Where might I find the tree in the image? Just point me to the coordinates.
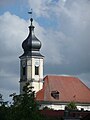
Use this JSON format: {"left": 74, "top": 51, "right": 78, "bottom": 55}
{"left": 10, "top": 82, "right": 42, "bottom": 120}
{"left": 0, "top": 94, "right": 9, "bottom": 120}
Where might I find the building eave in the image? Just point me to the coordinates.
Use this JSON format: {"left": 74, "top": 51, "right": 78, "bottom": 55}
{"left": 36, "top": 100, "right": 90, "bottom": 106}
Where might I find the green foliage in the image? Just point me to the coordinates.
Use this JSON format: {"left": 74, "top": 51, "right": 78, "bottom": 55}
{"left": 0, "top": 83, "right": 42, "bottom": 120}
{"left": 66, "top": 101, "right": 77, "bottom": 110}
{"left": 0, "top": 94, "right": 10, "bottom": 120}
{"left": 0, "top": 104, "right": 8, "bottom": 120}
{"left": 11, "top": 82, "right": 42, "bottom": 120}
{"left": 0, "top": 83, "right": 64, "bottom": 120}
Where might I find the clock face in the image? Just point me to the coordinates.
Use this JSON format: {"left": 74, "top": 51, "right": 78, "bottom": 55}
{"left": 22, "top": 60, "right": 26, "bottom": 67}
{"left": 27, "top": 60, "right": 31, "bottom": 65}
{"left": 35, "top": 60, "right": 40, "bottom": 67}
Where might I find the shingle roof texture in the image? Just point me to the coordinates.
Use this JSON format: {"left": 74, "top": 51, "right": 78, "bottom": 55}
{"left": 36, "top": 75, "right": 90, "bottom": 104}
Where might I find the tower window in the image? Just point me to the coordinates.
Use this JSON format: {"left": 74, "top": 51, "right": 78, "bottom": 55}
{"left": 23, "top": 67, "right": 26, "bottom": 75}
{"left": 35, "top": 66, "right": 39, "bottom": 75}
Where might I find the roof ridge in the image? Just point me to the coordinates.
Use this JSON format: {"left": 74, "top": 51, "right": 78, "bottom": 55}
{"left": 44, "top": 74, "right": 78, "bottom": 78}
{"left": 77, "top": 78, "right": 90, "bottom": 90}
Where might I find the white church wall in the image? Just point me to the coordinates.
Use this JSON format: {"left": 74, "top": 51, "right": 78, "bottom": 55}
{"left": 77, "top": 105, "right": 90, "bottom": 111}
{"left": 39, "top": 104, "right": 90, "bottom": 111}
{"left": 32, "top": 82, "right": 43, "bottom": 93}
{"left": 31, "top": 58, "right": 43, "bottom": 79}
{"left": 39, "top": 104, "right": 65, "bottom": 110}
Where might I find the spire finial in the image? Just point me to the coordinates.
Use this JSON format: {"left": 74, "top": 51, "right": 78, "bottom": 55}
{"left": 28, "top": 9, "right": 33, "bottom": 26}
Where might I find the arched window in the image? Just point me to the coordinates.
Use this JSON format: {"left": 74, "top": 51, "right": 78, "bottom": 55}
{"left": 35, "top": 66, "right": 39, "bottom": 75}
{"left": 23, "top": 67, "right": 26, "bottom": 75}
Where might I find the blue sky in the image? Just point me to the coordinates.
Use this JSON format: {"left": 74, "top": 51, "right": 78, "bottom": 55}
{"left": 0, "top": 0, "right": 90, "bottom": 101}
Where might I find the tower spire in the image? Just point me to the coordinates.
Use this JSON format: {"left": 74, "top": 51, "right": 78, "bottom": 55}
{"left": 19, "top": 12, "right": 44, "bottom": 94}
{"left": 28, "top": 9, "right": 33, "bottom": 26}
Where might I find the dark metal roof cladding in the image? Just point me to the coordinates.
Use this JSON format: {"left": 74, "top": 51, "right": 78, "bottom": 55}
{"left": 21, "top": 18, "right": 42, "bottom": 57}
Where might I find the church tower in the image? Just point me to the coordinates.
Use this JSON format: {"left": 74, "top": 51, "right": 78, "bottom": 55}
{"left": 19, "top": 17, "right": 44, "bottom": 94}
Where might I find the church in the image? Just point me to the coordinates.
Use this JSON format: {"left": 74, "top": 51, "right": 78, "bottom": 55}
{"left": 19, "top": 17, "right": 90, "bottom": 111}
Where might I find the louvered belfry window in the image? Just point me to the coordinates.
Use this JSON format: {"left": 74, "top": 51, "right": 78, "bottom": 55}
{"left": 23, "top": 67, "right": 26, "bottom": 75}
{"left": 35, "top": 66, "right": 39, "bottom": 75}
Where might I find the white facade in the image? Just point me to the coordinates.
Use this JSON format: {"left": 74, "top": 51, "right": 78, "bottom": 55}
{"left": 20, "top": 56, "right": 44, "bottom": 94}
{"left": 39, "top": 103, "right": 90, "bottom": 111}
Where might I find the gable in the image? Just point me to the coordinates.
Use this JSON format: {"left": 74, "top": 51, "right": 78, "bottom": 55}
{"left": 36, "top": 75, "right": 90, "bottom": 104}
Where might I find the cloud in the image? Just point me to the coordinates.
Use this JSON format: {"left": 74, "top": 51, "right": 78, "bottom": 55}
{"left": 0, "top": 12, "right": 28, "bottom": 60}
{"left": 28, "top": 0, "right": 90, "bottom": 86}
{"left": 0, "top": 12, "right": 28, "bottom": 100}
{"left": 27, "top": 0, "right": 68, "bottom": 17}
{"left": 28, "top": 0, "right": 49, "bottom": 17}
{"left": 0, "top": 0, "right": 90, "bottom": 101}
{"left": 0, "top": 12, "right": 29, "bottom": 79}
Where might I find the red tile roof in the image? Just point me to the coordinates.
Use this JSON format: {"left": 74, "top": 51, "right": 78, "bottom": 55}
{"left": 36, "top": 75, "right": 90, "bottom": 104}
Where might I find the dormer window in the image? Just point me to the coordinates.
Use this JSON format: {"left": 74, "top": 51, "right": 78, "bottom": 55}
{"left": 51, "top": 90, "right": 59, "bottom": 100}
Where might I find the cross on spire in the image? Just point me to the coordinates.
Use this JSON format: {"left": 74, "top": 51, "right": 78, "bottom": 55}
{"left": 28, "top": 9, "right": 33, "bottom": 26}
{"left": 28, "top": 9, "right": 33, "bottom": 18}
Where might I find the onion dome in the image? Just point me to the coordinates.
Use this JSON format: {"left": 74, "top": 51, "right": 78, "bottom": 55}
{"left": 21, "top": 18, "right": 42, "bottom": 57}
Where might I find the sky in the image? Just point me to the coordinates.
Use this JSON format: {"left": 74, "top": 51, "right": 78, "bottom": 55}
{"left": 0, "top": 0, "right": 90, "bottom": 102}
